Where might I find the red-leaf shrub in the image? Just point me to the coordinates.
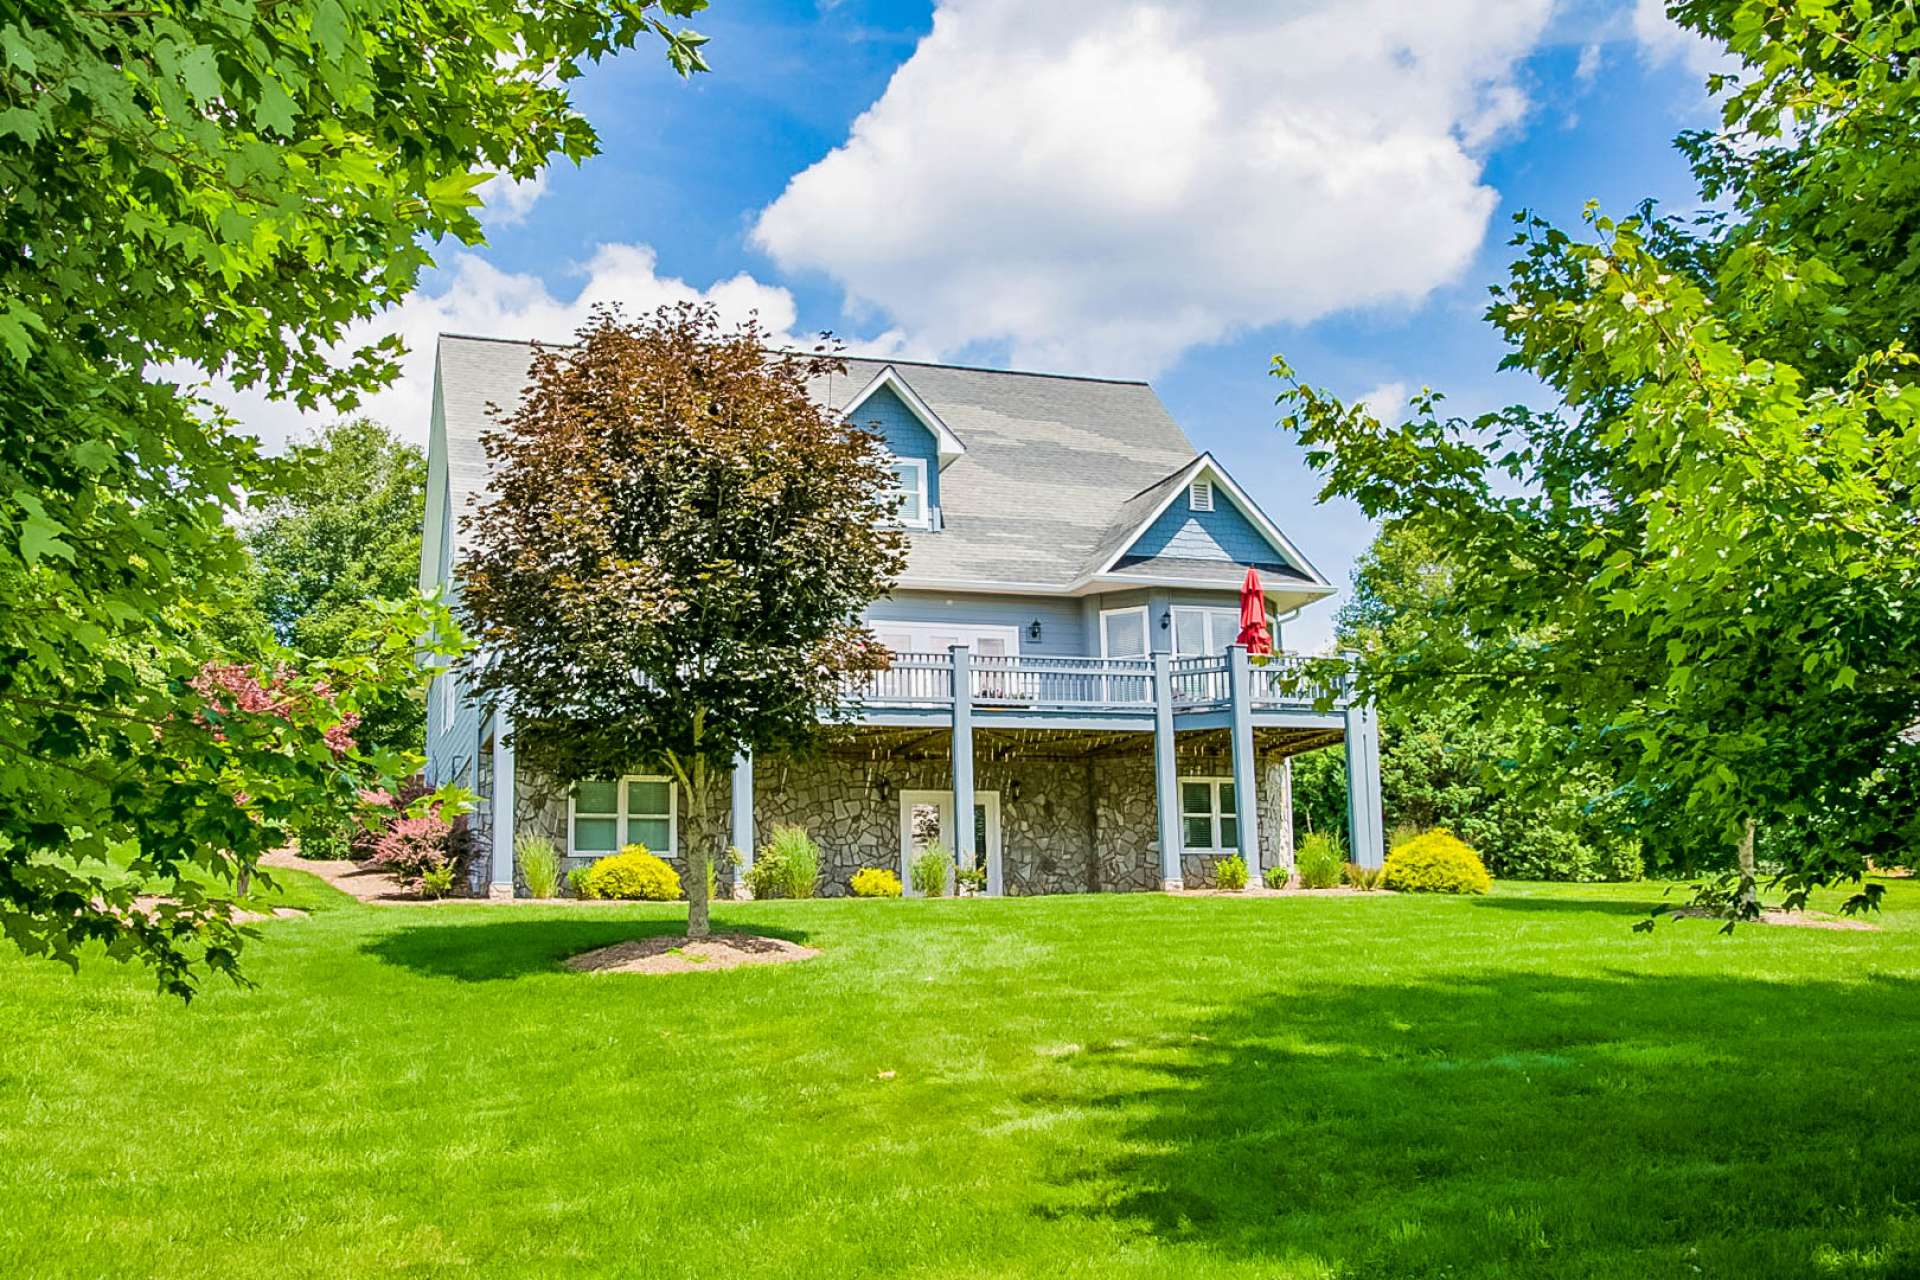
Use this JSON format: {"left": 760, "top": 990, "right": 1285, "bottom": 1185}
{"left": 370, "top": 813, "right": 456, "bottom": 888}
{"left": 351, "top": 775, "right": 430, "bottom": 860}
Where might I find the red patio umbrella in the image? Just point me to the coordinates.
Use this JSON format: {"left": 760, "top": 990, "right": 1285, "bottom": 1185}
{"left": 1236, "top": 567, "right": 1273, "bottom": 656}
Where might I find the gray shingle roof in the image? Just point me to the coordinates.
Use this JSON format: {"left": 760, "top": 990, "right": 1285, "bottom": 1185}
{"left": 433, "top": 337, "right": 1307, "bottom": 592}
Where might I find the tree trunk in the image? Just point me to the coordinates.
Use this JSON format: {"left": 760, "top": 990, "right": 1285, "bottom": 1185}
{"left": 685, "top": 753, "right": 712, "bottom": 939}
{"left": 235, "top": 864, "right": 252, "bottom": 900}
{"left": 1734, "top": 817, "right": 1758, "bottom": 917}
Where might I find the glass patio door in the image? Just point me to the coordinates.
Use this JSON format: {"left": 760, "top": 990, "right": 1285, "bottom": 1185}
{"left": 898, "top": 789, "right": 1001, "bottom": 895}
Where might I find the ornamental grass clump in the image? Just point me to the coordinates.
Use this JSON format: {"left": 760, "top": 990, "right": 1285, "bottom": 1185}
{"left": 517, "top": 836, "right": 563, "bottom": 898}
{"left": 1343, "top": 861, "right": 1385, "bottom": 891}
{"left": 1295, "top": 832, "right": 1346, "bottom": 889}
{"left": 1213, "top": 854, "right": 1250, "bottom": 891}
{"left": 910, "top": 846, "right": 952, "bottom": 897}
{"left": 576, "top": 846, "right": 682, "bottom": 901}
{"left": 1382, "top": 828, "right": 1492, "bottom": 895}
{"left": 850, "top": 867, "right": 902, "bottom": 898}
{"left": 747, "top": 825, "right": 821, "bottom": 900}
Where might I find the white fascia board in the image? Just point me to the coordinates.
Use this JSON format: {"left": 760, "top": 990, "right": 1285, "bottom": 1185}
{"left": 419, "top": 355, "right": 450, "bottom": 593}
{"left": 842, "top": 365, "right": 967, "bottom": 467}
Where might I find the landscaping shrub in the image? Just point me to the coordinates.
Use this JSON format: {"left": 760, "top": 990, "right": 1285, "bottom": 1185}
{"left": 910, "top": 845, "right": 952, "bottom": 897}
{"left": 420, "top": 865, "right": 456, "bottom": 898}
{"left": 370, "top": 812, "right": 459, "bottom": 890}
{"left": 747, "top": 825, "right": 821, "bottom": 900}
{"left": 850, "top": 867, "right": 903, "bottom": 898}
{"left": 1296, "top": 832, "right": 1346, "bottom": 889}
{"left": 352, "top": 775, "right": 430, "bottom": 859}
{"left": 1344, "top": 861, "right": 1385, "bottom": 890}
{"left": 295, "top": 817, "right": 353, "bottom": 861}
{"left": 517, "top": 836, "right": 563, "bottom": 898}
{"left": 1214, "top": 854, "right": 1250, "bottom": 891}
{"left": 1382, "top": 828, "right": 1492, "bottom": 894}
{"left": 956, "top": 866, "right": 987, "bottom": 894}
{"left": 1263, "top": 865, "right": 1291, "bottom": 890}
{"left": 576, "top": 846, "right": 682, "bottom": 901}
{"left": 567, "top": 865, "right": 591, "bottom": 897}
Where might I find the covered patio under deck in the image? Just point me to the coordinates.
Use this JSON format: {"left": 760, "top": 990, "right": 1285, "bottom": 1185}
{"left": 726, "top": 645, "right": 1383, "bottom": 895}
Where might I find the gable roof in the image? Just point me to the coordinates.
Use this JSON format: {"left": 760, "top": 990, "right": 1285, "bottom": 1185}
{"left": 840, "top": 365, "right": 966, "bottom": 465}
{"left": 429, "top": 337, "right": 1327, "bottom": 598}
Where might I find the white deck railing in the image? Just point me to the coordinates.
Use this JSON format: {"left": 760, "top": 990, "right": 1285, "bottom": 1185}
{"left": 843, "top": 649, "right": 1347, "bottom": 713}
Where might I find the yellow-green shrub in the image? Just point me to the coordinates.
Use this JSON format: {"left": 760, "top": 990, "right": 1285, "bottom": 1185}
{"left": 1213, "top": 854, "right": 1249, "bottom": 891}
{"left": 576, "top": 845, "right": 682, "bottom": 901}
{"left": 1381, "top": 828, "right": 1491, "bottom": 895}
{"left": 850, "top": 867, "right": 903, "bottom": 898}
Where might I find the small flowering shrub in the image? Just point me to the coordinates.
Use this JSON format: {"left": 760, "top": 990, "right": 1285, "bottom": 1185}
{"left": 576, "top": 846, "right": 681, "bottom": 901}
{"left": 1382, "top": 828, "right": 1492, "bottom": 895}
{"left": 370, "top": 813, "right": 457, "bottom": 889}
{"left": 1213, "top": 854, "right": 1250, "bottom": 891}
{"left": 850, "top": 867, "right": 903, "bottom": 898}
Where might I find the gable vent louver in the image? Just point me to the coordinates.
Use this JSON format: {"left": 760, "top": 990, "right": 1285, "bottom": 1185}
{"left": 1188, "top": 477, "right": 1214, "bottom": 512}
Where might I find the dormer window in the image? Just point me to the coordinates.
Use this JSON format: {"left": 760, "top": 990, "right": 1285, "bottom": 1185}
{"left": 884, "top": 456, "right": 930, "bottom": 529}
{"left": 1188, "top": 477, "right": 1214, "bottom": 512}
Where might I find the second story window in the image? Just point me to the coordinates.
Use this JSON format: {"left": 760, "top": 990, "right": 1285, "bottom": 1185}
{"left": 883, "top": 456, "right": 929, "bottom": 528}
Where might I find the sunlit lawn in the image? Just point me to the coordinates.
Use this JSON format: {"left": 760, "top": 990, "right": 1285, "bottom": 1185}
{"left": 3, "top": 870, "right": 1917, "bottom": 1279}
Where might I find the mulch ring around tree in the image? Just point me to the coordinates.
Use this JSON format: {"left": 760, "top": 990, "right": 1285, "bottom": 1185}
{"left": 566, "top": 933, "right": 820, "bottom": 975}
{"left": 1672, "top": 906, "right": 1881, "bottom": 932}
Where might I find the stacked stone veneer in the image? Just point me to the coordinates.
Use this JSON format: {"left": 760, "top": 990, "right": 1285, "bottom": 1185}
{"left": 512, "top": 745, "right": 1300, "bottom": 897}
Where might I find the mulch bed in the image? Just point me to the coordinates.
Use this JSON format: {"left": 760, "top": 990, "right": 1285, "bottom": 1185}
{"left": 566, "top": 933, "right": 820, "bottom": 975}
{"left": 1672, "top": 907, "right": 1880, "bottom": 932}
{"left": 1174, "top": 885, "right": 1392, "bottom": 898}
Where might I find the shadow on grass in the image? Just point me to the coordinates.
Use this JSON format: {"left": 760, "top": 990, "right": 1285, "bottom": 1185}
{"left": 1040, "top": 971, "right": 1920, "bottom": 1277}
{"left": 361, "top": 915, "right": 816, "bottom": 982}
{"left": 1469, "top": 893, "right": 1664, "bottom": 917}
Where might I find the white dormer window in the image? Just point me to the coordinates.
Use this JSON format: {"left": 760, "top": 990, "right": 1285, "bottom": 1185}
{"left": 1188, "top": 477, "right": 1214, "bottom": 512}
{"left": 884, "top": 456, "right": 930, "bottom": 529}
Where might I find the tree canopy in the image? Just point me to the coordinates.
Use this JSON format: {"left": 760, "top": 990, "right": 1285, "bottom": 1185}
{"left": 461, "top": 305, "right": 907, "bottom": 937}
{"left": 0, "top": 1, "right": 709, "bottom": 993}
{"left": 230, "top": 420, "right": 430, "bottom": 756}
{"left": 1276, "top": 0, "right": 1920, "bottom": 916}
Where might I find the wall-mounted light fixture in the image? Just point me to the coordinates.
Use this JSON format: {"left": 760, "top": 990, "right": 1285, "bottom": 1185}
{"left": 1028, "top": 619, "right": 1043, "bottom": 642}
{"left": 1009, "top": 778, "right": 1023, "bottom": 804}
{"left": 1160, "top": 610, "right": 1172, "bottom": 631}
{"left": 875, "top": 777, "right": 893, "bottom": 804}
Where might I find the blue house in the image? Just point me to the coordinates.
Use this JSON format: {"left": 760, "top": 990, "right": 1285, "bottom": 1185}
{"left": 421, "top": 337, "right": 1383, "bottom": 896}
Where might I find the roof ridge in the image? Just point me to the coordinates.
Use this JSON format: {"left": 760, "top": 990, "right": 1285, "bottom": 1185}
{"left": 436, "top": 331, "right": 1152, "bottom": 387}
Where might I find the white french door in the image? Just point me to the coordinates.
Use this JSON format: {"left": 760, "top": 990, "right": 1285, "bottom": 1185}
{"left": 898, "top": 789, "right": 1002, "bottom": 895}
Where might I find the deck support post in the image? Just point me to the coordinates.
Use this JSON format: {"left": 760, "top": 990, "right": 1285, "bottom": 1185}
{"left": 1151, "top": 651, "right": 1183, "bottom": 891}
{"left": 1344, "top": 700, "right": 1385, "bottom": 868}
{"left": 949, "top": 645, "right": 978, "bottom": 892}
{"left": 1226, "top": 645, "right": 1260, "bottom": 888}
{"left": 1278, "top": 756, "right": 1295, "bottom": 876}
{"left": 730, "top": 750, "right": 754, "bottom": 900}
{"left": 490, "top": 715, "right": 515, "bottom": 899}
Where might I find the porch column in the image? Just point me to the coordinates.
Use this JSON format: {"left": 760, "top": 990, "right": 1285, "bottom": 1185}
{"left": 730, "top": 750, "right": 754, "bottom": 900}
{"left": 1151, "top": 651, "right": 1183, "bottom": 890}
{"left": 1278, "top": 756, "right": 1295, "bottom": 871}
{"left": 1344, "top": 701, "right": 1385, "bottom": 867}
{"left": 1226, "top": 644, "right": 1261, "bottom": 886}
{"left": 949, "top": 645, "right": 978, "bottom": 889}
{"left": 490, "top": 715, "right": 515, "bottom": 899}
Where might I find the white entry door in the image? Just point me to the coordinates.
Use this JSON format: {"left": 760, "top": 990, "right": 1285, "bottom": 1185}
{"left": 898, "top": 789, "right": 1002, "bottom": 895}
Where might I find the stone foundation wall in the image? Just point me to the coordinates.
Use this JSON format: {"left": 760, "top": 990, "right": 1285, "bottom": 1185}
{"left": 510, "top": 743, "right": 1301, "bottom": 897}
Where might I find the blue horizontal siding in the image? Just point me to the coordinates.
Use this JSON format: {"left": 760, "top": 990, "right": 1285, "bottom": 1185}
{"left": 865, "top": 592, "right": 1090, "bottom": 657}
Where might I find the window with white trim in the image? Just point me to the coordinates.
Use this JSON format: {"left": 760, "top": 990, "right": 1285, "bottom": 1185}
{"left": 1181, "top": 777, "right": 1239, "bottom": 851}
{"left": 881, "top": 456, "right": 929, "bottom": 528}
{"left": 1100, "top": 606, "right": 1149, "bottom": 658}
{"left": 570, "top": 775, "right": 677, "bottom": 857}
{"left": 1171, "top": 606, "right": 1241, "bottom": 657}
{"left": 1188, "top": 478, "right": 1214, "bottom": 512}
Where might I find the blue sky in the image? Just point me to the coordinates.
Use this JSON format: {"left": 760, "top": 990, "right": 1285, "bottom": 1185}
{"left": 232, "top": 0, "right": 1725, "bottom": 650}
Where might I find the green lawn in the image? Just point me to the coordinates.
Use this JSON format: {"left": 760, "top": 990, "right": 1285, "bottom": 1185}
{"left": 3, "top": 873, "right": 1918, "bottom": 1279}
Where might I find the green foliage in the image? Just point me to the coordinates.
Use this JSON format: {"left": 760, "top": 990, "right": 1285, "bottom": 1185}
{"left": 1213, "top": 854, "right": 1250, "bottom": 892}
{"left": 956, "top": 867, "right": 988, "bottom": 894}
{"left": 911, "top": 847, "right": 952, "bottom": 898}
{"left": 459, "top": 306, "right": 908, "bottom": 937}
{"left": 746, "top": 825, "right": 821, "bottom": 900}
{"left": 419, "top": 866, "right": 456, "bottom": 899}
{"left": 1382, "top": 830, "right": 1492, "bottom": 895}
{"left": 850, "top": 867, "right": 903, "bottom": 898}
{"left": 296, "top": 819, "right": 354, "bottom": 863}
{"left": 517, "top": 836, "right": 563, "bottom": 899}
{"left": 1278, "top": 3, "right": 1920, "bottom": 912}
{"left": 567, "top": 866, "right": 592, "bottom": 898}
{"left": 576, "top": 846, "right": 682, "bottom": 902}
{"left": 228, "top": 421, "right": 430, "bottom": 756}
{"left": 1289, "top": 749, "right": 1352, "bottom": 847}
{"left": 1343, "top": 862, "right": 1385, "bottom": 891}
{"left": 1295, "top": 834, "right": 1346, "bottom": 890}
{"left": 1263, "top": 866, "right": 1290, "bottom": 890}
{"left": 0, "top": 0, "right": 704, "bottom": 994}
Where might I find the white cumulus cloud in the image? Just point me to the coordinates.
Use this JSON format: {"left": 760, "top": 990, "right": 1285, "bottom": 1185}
{"left": 204, "top": 245, "right": 824, "bottom": 451}
{"left": 1631, "top": 0, "right": 1735, "bottom": 81}
{"left": 752, "top": 0, "right": 1555, "bottom": 377}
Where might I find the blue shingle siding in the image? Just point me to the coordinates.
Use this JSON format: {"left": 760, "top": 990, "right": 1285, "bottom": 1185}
{"left": 847, "top": 385, "right": 940, "bottom": 514}
{"left": 1117, "top": 490, "right": 1287, "bottom": 571}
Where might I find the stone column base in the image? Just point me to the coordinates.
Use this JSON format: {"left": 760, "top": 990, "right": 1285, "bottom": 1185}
{"left": 1160, "top": 878, "right": 1185, "bottom": 893}
{"left": 732, "top": 881, "right": 752, "bottom": 902}
{"left": 487, "top": 883, "right": 515, "bottom": 901}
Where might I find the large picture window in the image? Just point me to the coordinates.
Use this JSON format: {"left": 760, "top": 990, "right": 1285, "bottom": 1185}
{"left": 1180, "top": 777, "right": 1239, "bottom": 852}
{"left": 569, "top": 775, "right": 677, "bottom": 857}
